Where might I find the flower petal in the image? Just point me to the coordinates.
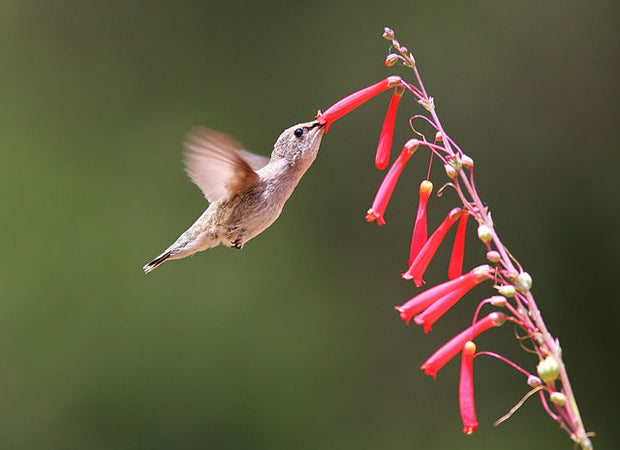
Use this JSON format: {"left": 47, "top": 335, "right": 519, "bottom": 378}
{"left": 366, "top": 140, "right": 418, "bottom": 225}
{"left": 421, "top": 312, "right": 506, "bottom": 379}
{"left": 409, "top": 180, "right": 433, "bottom": 265}
{"left": 375, "top": 87, "right": 405, "bottom": 170}
{"left": 395, "top": 265, "right": 491, "bottom": 326}
{"left": 402, "top": 208, "right": 461, "bottom": 286}
{"left": 448, "top": 213, "right": 469, "bottom": 280}
{"left": 317, "top": 76, "right": 402, "bottom": 132}
{"left": 460, "top": 341, "right": 478, "bottom": 435}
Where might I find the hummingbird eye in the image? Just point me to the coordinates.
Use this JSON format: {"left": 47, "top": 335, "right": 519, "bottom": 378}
{"left": 294, "top": 128, "right": 304, "bottom": 138}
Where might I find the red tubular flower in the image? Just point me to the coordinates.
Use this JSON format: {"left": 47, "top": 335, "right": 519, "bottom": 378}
{"left": 317, "top": 76, "right": 402, "bottom": 132}
{"left": 402, "top": 208, "right": 462, "bottom": 286}
{"left": 413, "top": 265, "right": 492, "bottom": 333}
{"left": 409, "top": 180, "right": 433, "bottom": 265}
{"left": 375, "top": 86, "right": 405, "bottom": 170}
{"left": 366, "top": 139, "right": 419, "bottom": 225}
{"left": 460, "top": 341, "right": 478, "bottom": 435}
{"left": 448, "top": 213, "right": 470, "bottom": 280}
{"left": 421, "top": 312, "right": 506, "bottom": 379}
{"left": 395, "top": 265, "right": 491, "bottom": 325}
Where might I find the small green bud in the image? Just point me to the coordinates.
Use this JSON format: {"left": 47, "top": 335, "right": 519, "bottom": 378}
{"left": 527, "top": 375, "right": 542, "bottom": 388}
{"left": 515, "top": 272, "right": 532, "bottom": 292}
{"left": 537, "top": 356, "right": 560, "bottom": 384}
{"left": 486, "top": 250, "right": 501, "bottom": 263}
{"left": 550, "top": 392, "right": 566, "bottom": 406}
{"left": 497, "top": 285, "right": 515, "bottom": 297}
{"left": 477, "top": 224, "right": 493, "bottom": 243}
{"left": 490, "top": 295, "right": 506, "bottom": 307}
{"left": 444, "top": 163, "right": 458, "bottom": 179}
{"left": 462, "top": 154, "right": 474, "bottom": 169}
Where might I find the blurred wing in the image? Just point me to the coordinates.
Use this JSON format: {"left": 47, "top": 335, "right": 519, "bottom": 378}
{"left": 184, "top": 128, "right": 260, "bottom": 203}
{"left": 238, "top": 149, "right": 269, "bottom": 171}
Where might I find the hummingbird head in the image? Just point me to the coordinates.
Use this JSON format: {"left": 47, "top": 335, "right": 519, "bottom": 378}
{"left": 271, "top": 120, "right": 325, "bottom": 171}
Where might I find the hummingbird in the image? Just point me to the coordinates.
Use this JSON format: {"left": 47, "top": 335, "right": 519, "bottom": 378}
{"left": 143, "top": 120, "right": 325, "bottom": 273}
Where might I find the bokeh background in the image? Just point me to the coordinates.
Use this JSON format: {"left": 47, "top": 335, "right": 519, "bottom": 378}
{"left": 1, "top": 1, "right": 617, "bottom": 449}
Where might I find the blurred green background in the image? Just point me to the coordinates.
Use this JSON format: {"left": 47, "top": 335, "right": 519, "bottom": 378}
{"left": 1, "top": 0, "right": 617, "bottom": 449}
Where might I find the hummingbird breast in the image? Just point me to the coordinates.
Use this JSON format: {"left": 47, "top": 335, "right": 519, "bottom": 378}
{"left": 215, "top": 178, "right": 286, "bottom": 247}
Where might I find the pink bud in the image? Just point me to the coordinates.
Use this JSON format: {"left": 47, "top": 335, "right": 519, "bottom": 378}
{"left": 385, "top": 54, "right": 400, "bottom": 67}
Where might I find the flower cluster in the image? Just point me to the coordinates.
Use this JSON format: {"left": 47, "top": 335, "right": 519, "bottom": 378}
{"left": 315, "top": 27, "right": 592, "bottom": 449}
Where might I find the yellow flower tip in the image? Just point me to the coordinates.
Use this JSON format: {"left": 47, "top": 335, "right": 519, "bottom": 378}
{"left": 477, "top": 224, "right": 493, "bottom": 243}
{"left": 550, "top": 392, "right": 566, "bottom": 406}
{"left": 463, "top": 425, "right": 477, "bottom": 435}
{"left": 463, "top": 341, "right": 476, "bottom": 354}
{"left": 419, "top": 179, "right": 433, "bottom": 196}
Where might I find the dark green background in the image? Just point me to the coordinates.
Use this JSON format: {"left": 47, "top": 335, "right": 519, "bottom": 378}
{"left": 1, "top": 1, "right": 617, "bottom": 449}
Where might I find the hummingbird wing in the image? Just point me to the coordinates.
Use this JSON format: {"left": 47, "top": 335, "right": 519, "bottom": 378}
{"left": 237, "top": 149, "right": 269, "bottom": 171}
{"left": 183, "top": 128, "right": 267, "bottom": 203}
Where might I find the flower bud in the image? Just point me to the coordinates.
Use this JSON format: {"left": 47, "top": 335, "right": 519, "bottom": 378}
{"left": 489, "top": 295, "right": 506, "bottom": 307}
{"left": 497, "top": 285, "right": 515, "bottom": 298}
{"left": 444, "top": 163, "right": 458, "bottom": 179}
{"left": 462, "top": 154, "right": 474, "bottom": 169}
{"left": 385, "top": 54, "right": 399, "bottom": 67}
{"left": 550, "top": 392, "right": 566, "bottom": 406}
{"left": 382, "top": 27, "right": 394, "bottom": 40}
{"left": 527, "top": 375, "right": 542, "bottom": 388}
{"left": 477, "top": 224, "right": 492, "bottom": 243}
{"left": 435, "top": 131, "right": 443, "bottom": 142}
{"left": 486, "top": 250, "right": 501, "bottom": 263}
{"left": 537, "top": 356, "right": 560, "bottom": 384}
{"left": 515, "top": 272, "right": 532, "bottom": 292}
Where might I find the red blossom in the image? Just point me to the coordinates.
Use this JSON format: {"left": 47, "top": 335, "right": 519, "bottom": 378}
{"left": 421, "top": 312, "right": 506, "bottom": 379}
{"left": 395, "top": 265, "right": 491, "bottom": 325}
{"left": 402, "top": 208, "right": 462, "bottom": 286}
{"left": 448, "top": 213, "right": 469, "bottom": 280}
{"left": 459, "top": 341, "right": 478, "bottom": 435}
{"left": 365, "top": 139, "right": 419, "bottom": 225}
{"left": 375, "top": 86, "right": 405, "bottom": 170}
{"left": 413, "top": 265, "right": 492, "bottom": 332}
{"left": 317, "top": 76, "right": 402, "bottom": 132}
{"left": 409, "top": 180, "right": 433, "bottom": 265}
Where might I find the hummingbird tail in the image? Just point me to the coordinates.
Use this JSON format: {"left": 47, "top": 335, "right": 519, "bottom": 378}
{"left": 143, "top": 250, "right": 172, "bottom": 274}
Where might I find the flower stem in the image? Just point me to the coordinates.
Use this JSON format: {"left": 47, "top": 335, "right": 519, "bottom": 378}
{"left": 403, "top": 36, "right": 590, "bottom": 449}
